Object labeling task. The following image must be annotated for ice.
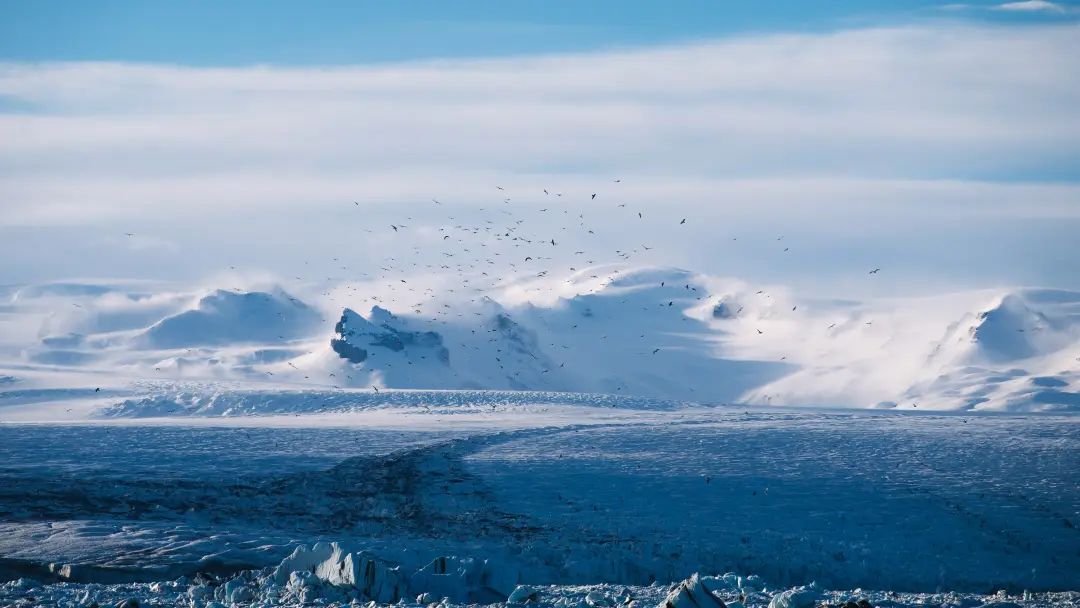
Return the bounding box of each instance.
[1,270,1078,606]
[2,566,1077,607]
[767,585,821,608]
[273,542,407,603]
[508,584,540,604]
[660,574,727,608]
[0,407,1076,602]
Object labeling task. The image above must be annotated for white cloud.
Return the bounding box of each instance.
[0,23,1077,293]
[994,1,1069,13]
[96,233,180,253]
[0,23,1077,226]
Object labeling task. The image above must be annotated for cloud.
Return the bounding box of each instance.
[944,1,1077,13]
[1,23,1078,226]
[0,23,1077,293]
[97,233,180,253]
[994,0,1069,12]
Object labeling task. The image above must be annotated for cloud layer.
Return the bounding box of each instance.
[2,23,1078,219]
[0,22,1077,290]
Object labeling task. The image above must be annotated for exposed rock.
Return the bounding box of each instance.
[330,337,368,363]
[332,307,450,365]
[712,300,740,319]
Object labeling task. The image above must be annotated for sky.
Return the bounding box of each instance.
[1,1,1078,295]
[2,1,1078,64]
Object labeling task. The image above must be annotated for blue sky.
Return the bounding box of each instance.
[0,2,1078,293]
[2,0,1077,65]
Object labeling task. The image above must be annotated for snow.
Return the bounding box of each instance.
[137,288,323,349]
[767,585,822,608]
[0,406,1076,602]
[1,267,1078,605]
[661,574,727,608]
[3,560,1077,607]
[2,265,1077,412]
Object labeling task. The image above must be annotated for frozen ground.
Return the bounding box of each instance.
[1,267,1078,606]
[0,393,1077,606]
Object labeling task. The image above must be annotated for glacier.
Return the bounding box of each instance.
[0,267,1078,607]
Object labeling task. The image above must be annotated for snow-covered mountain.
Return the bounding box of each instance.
[1,267,1077,412]
[741,287,1080,412]
[900,290,1080,411]
[308,267,785,401]
[137,288,323,349]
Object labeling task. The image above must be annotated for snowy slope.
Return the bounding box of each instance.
[902,289,1080,411]
[743,287,1080,412]
[313,267,786,401]
[137,288,323,348]
[1,268,1077,412]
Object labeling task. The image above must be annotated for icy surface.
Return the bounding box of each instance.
[0,404,1076,606]
[100,386,691,418]
[2,555,1078,608]
[1,269,1079,605]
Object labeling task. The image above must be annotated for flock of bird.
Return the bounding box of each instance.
[119,180,885,394]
